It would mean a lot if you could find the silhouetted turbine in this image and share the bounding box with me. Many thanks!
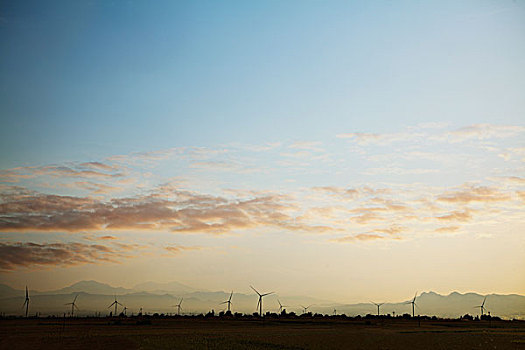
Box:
[405,292,417,317]
[277,299,289,313]
[371,301,384,317]
[65,295,79,317]
[108,295,123,316]
[474,296,487,317]
[220,291,233,312]
[173,298,183,315]
[250,285,273,317]
[300,304,313,315]
[22,286,30,317]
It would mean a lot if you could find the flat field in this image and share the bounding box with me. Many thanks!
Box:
[1,317,524,350]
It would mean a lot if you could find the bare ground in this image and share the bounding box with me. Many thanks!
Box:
[1,318,524,350]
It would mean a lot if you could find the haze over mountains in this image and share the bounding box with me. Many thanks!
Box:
[0,281,523,320]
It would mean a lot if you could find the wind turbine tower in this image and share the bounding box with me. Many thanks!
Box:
[475,296,487,317]
[371,302,384,317]
[108,295,122,316]
[65,295,79,317]
[23,286,30,317]
[301,305,313,315]
[277,299,289,313]
[406,292,417,317]
[220,291,233,312]
[250,285,273,317]
[174,298,183,315]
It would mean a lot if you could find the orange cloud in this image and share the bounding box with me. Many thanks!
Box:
[436,210,472,222]
[0,187,334,235]
[332,233,401,243]
[0,241,135,271]
[165,245,202,254]
[434,226,460,233]
[438,186,511,204]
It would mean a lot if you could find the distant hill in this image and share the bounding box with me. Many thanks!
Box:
[133,281,196,294]
[51,280,133,295]
[0,281,523,319]
[0,284,21,299]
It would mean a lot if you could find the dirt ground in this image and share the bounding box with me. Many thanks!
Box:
[1,317,524,350]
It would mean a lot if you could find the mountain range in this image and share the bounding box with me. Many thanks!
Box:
[0,280,523,319]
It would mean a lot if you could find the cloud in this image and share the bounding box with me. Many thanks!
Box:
[0,163,124,182]
[336,132,386,145]
[332,233,401,243]
[434,226,460,233]
[73,182,122,194]
[337,124,524,147]
[436,210,473,222]
[445,124,524,143]
[288,141,324,152]
[164,245,202,254]
[0,241,135,271]
[373,225,406,235]
[363,167,439,176]
[437,186,511,204]
[79,162,118,172]
[0,187,335,235]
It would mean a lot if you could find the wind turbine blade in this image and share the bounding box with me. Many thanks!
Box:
[219,301,228,304]
[74,304,79,310]
[261,292,274,296]
[229,291,233,301]
[256,298,260,310]
[73,295,78,303]
[250,285,261,296]
[482,296,486,307]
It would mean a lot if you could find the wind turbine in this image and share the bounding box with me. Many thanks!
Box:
[277,299,289,313]
[65,295,79,317]
[405,292,417,317]
[475,296,487,317]
[250,285,273,317]
[22,286,30,317]
[108,295,122,316]
[371,301,384,316]
[220,291,233,312]
[300,304,313,315]
[173,298,183,315]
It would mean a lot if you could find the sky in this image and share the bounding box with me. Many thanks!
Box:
[0,0,524,304]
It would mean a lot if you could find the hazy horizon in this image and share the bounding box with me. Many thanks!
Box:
[2,279,524,320]
[1,1,524,306]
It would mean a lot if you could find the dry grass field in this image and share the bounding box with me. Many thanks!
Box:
[1,317,524,350]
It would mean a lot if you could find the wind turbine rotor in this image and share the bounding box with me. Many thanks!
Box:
[250,285,261,296]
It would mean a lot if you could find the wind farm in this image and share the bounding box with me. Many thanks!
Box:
[1,0,524,349]
[1,284,524,350]
[1,281,525,349]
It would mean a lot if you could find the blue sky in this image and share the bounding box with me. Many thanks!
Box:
[2,0,524,166]
[0,1,524,302]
